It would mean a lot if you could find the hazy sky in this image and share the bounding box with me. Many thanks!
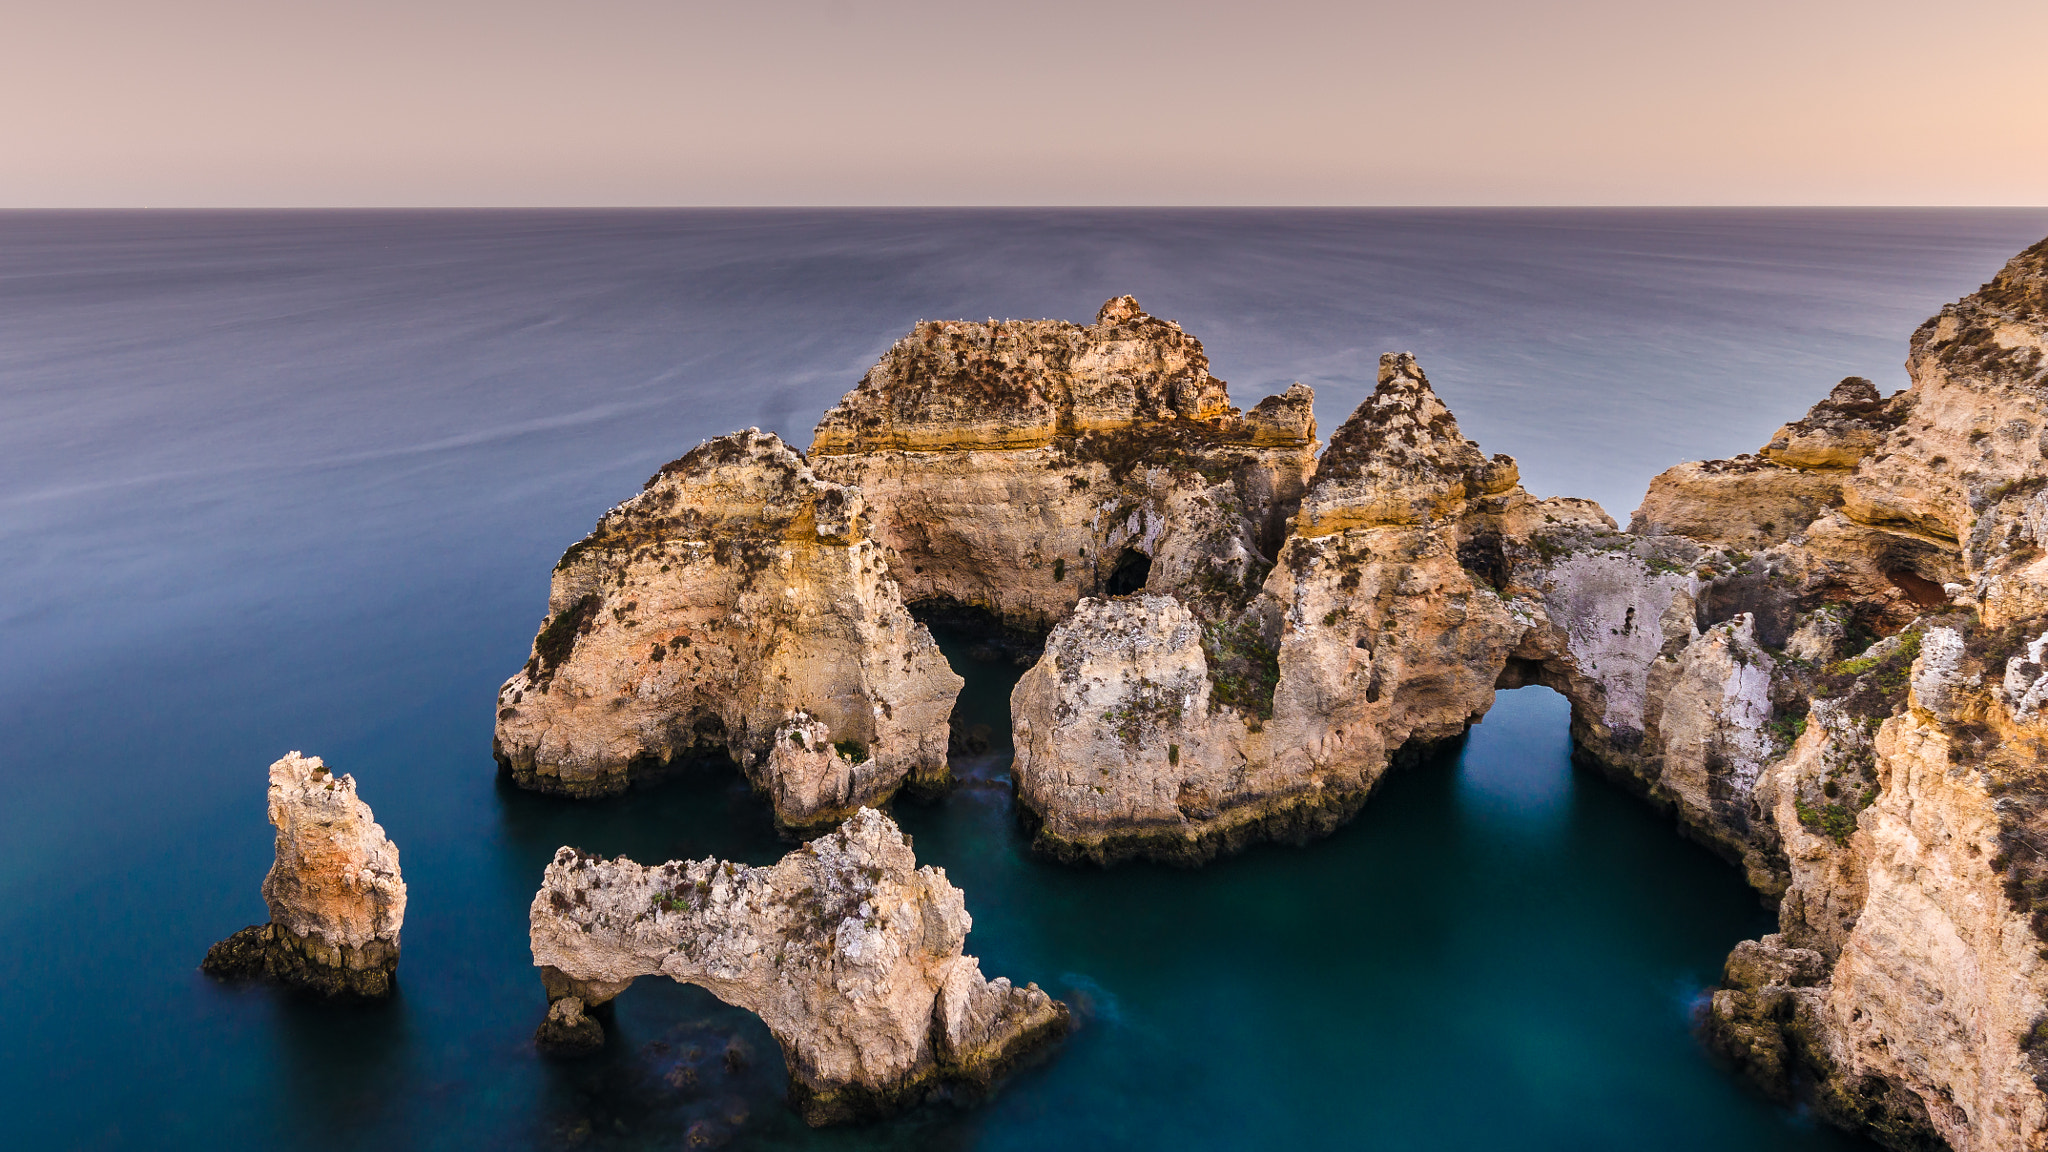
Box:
[5,0,2045,206]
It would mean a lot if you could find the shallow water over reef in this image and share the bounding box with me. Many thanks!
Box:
[8,209,2047,1148]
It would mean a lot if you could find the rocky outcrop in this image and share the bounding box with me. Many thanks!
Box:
[202,752,406,997]
[1620,237,2048,1151]
[528,808,1067,1125]
[1009,352,1622,864]
[808,296,1318,632]
[486,242,2048,1146]
[1632,377,1908,548]
[493,430,962,830]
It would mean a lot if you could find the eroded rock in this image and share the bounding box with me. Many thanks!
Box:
[202,752,406,997]
[493,430,962,829]
[528,808,1067,1125]
[809,296,1318,631]
[1010,352,1620,864]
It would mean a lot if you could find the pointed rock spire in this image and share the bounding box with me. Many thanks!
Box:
[1298,352,1520,534]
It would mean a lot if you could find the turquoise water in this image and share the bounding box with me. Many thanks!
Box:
[8,209,2046,1148]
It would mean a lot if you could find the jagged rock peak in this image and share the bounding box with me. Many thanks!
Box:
[529,808,1068,1125]
[494,422,960,823]
[1757,376,1907,472]
[1096,294,1146,324]
[1974,234,2048,323]
[201,752,406,997]
[1911,233,2048,387]
[1299,352,1519,533]
[809,300,1312,455]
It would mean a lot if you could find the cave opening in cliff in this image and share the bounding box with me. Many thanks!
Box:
[1106,548,1151,596]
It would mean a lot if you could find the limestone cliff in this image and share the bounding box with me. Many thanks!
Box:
[1617,236,2048,1151]
[809,296,1318,632]
[202,752,406,997]
[528,808,1067,1125]
[493,429,962,830]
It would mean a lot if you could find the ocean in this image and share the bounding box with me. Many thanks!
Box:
[4,208,2044,1149]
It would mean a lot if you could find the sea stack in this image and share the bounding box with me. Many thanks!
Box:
[528,808,1068,1125]
[202,752,406,997]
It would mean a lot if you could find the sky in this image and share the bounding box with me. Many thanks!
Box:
[3,0,2045,207]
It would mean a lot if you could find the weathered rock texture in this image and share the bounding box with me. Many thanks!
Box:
[997,239,2048,1148]
[1619,237,2048,1151]
[202,752,406,997]
[809,296,1318,632]
[529,808,1067,1125]
[493,430,962,829]
[1010,352,1621,864]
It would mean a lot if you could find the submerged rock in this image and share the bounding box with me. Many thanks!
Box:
[493,429,961,829]
[202,752,406,997]
[528,808,1067,1125]
[534,995,605,1057]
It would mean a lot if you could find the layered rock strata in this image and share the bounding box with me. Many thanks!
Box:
[809,296,1318,632]
[202,752,406,997]
[493,430,962,829]
[529,807,1067,1125]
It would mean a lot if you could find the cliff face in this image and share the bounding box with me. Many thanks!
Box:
[528,808,1067,1125]
[202,752,406,997]
[808,296,1318,632]
[1618,237,2048,1151]
[492,430,962,829]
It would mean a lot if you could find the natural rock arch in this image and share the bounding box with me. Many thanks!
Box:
[528,809,1067,1125]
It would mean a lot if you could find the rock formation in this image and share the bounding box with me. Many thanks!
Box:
[1010,352,1620,863]
[202,752,406,997]
[493,429,962,830]
[528,807,1066,1125]
[999,241,2048,1146]
[808,296,1318,632]
[1619,237,2048,1151]
[492,247,2048,1145]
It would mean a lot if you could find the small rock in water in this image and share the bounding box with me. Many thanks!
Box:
[535,996,605,1057]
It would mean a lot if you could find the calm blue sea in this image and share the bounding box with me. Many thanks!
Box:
[4,209,2044,1150]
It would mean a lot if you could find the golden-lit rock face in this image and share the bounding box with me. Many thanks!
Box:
[529,808,1067,1126]
[492,429,961,829]
[1293,352,1521,535]
[202,752,406,997]
[809,296,1318,631]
